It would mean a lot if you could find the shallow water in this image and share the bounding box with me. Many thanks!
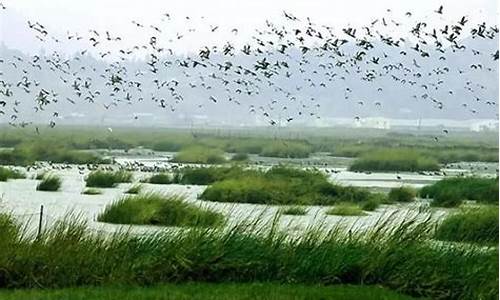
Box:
[0,154,495,235]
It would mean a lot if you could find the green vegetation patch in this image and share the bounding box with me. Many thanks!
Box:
[0,211,495,299]
[171,146,226,164]
[349,149,440,172]
[82,188,102,195]
[0,167,26,181]
[435,207,499,245]
[0,283,419,300]
[280,206,308,216]
[388,186,417,203]
[326,203,367,216]
[201,166,382,205]
[420,177,499,207]
[97,192,224,227]
[36,174,62,191]
[85,170,133,188]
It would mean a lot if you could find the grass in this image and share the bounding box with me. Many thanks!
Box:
[349,149,440,172]
[326,204,367,216]
[36,174,62,191]
[434,207,499,245]
[280,206,308,216]
[0,211,495,299]
[0,283,420,300]
[82,188,102,195]
[146,173,174,184]
[200,166,383,206]
[171,146,226,164]
[177,166,242,185]
[420,177,499,207]
[259,141,312,158]
[231,152,249,162]
[361,197,381,211]
[125,184,143,194]
[0,141,108,166]
[388,187,416,203]
[85,170,133,188]
[97,192,224,227]
[0,167,25,181]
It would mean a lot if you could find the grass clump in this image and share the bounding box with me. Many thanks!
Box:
[231,152,249,162]
[420,177,499,206]
[259,141,312,158]
[178,166,243,185]
[171,146,226,164]
[125,184,142,194]
[146,173,173,184]
[0,167,25,181]
[82,188,102,195]
[326,203,367,216]
[98,192,224,227]
[85,170,132,188]
[388,186,416,203]
[280,206,308,216]
[201,166,381,206]
[435,207,498,245]
[349,149,440,172]
[36,174,62,191]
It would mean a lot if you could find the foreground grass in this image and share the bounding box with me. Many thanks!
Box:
[349,149,440,172]
[0,211,497,299]
[85,170,133,188]
[420,177,499,207]
[0,283,419,300]
[97,193,224,227]
[200,166,384,206]
[0,167,25,181]
[435,207,499,245]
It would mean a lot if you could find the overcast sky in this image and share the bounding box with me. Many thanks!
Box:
[1,0,498,55]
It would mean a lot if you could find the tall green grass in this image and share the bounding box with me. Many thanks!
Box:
[0,283,418,300]
[201,166,383,205]
[36,174,62,191]
[259,141,312,158]
[0,211,496,299]
[420,177,499,207]
[388,187,416,203]
[349,149,440,172]
[85,170,133,188]
[0,167,25,181]
[98,192,224,227]
[435,207,499,245]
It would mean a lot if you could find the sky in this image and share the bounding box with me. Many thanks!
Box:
[1,0,498,55]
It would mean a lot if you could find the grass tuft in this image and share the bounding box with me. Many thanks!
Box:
[85,170,132,188]
[82,188,102,195]
[97,192,224,227]
[0,167,26,181]
[325,203,367,216]
[36,174,62,191]
[280,206,308,215]
[434,207,498,245]
[388,186,416,203]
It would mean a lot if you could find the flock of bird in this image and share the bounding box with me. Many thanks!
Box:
[0,3,498,139]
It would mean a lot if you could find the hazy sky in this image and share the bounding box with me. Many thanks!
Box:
[1,0,498,54]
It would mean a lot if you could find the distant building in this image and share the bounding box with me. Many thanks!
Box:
[470,120,499,132]
[354,117,391,129]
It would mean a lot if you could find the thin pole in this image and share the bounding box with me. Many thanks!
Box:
[37,205,44,239]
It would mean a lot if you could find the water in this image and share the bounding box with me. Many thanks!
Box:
[1,153,495,235]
